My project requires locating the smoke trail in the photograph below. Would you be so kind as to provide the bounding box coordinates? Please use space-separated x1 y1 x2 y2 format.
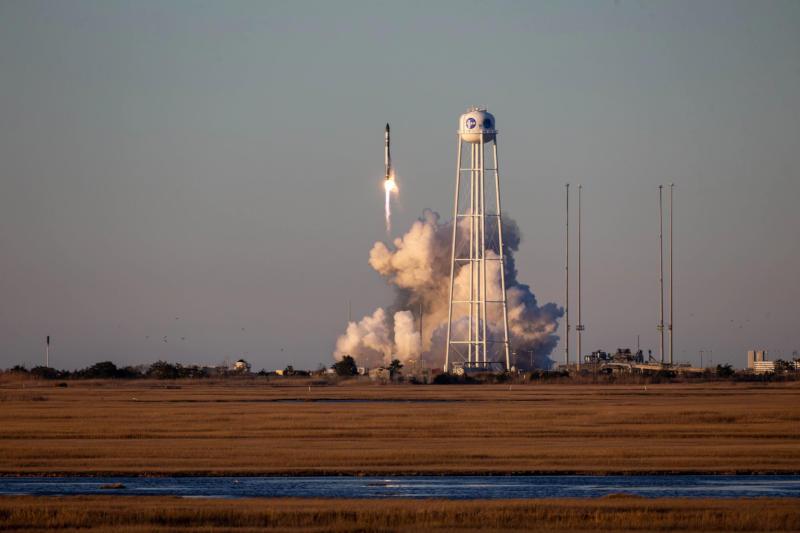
334 209 563 370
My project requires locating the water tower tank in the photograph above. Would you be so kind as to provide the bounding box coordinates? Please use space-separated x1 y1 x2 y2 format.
459 108 496 143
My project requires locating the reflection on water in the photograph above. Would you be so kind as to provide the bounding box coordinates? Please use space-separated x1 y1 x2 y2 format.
1 476 799 499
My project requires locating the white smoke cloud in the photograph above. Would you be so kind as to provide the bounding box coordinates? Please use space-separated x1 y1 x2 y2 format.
334 210 563 370
333 308 392 368
393 310 421 362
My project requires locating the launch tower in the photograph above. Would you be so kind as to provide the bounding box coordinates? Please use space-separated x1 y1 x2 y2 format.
444 108 511 372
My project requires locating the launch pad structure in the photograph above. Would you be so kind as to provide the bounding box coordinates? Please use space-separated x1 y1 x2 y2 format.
444 108 511 373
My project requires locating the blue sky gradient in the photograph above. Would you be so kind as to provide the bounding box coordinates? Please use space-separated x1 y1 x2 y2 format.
1 0 798 370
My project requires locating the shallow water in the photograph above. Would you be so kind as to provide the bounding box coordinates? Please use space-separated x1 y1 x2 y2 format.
2 475 800 499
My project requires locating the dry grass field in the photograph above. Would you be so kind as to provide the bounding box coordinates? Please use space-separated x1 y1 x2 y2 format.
0 379 799 475
2 495 800 532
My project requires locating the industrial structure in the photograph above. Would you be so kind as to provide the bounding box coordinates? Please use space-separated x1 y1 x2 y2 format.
558 184 681 374
444 108 511 373
748 350 774 374
582 348 703 375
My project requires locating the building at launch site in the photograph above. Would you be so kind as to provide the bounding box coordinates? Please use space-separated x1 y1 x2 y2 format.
748 350 775 374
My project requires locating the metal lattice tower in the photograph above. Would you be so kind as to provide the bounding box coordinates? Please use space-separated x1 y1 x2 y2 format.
444 108 511 373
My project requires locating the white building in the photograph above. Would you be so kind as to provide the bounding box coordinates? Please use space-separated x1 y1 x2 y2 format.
752 361 776 374
747 350 768 369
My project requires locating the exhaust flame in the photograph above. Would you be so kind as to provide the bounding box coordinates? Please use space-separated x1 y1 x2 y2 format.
384 177 397 232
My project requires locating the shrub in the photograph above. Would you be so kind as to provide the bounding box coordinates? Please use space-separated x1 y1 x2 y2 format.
388 359 403 379
332 355 358 377
716 363 735 378
77 361 120 379
432 373 477 385
147 361 180 379
29 366 63 380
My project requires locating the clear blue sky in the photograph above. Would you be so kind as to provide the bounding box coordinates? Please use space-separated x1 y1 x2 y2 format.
1 0 798 370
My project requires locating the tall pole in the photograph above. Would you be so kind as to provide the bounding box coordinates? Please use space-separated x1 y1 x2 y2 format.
419 302 424 372
669 183 674 366
45 335 50 368
576 184 583 369
565 183 570 367
658 185 665 365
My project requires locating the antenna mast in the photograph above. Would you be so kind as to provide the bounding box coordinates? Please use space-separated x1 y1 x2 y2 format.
565 183 570 367
419 302 424 372
669 183 674 366
658 185 665 365
576 184 584 369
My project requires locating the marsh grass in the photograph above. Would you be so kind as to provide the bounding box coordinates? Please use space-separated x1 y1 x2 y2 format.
1 496 799 532
0 381 798 475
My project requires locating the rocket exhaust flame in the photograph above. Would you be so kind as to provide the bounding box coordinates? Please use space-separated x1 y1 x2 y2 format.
384 176 397 232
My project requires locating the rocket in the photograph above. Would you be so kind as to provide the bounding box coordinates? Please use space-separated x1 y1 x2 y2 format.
384 123 392 180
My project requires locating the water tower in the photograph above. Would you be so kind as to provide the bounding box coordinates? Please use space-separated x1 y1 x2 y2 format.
444 108 511 372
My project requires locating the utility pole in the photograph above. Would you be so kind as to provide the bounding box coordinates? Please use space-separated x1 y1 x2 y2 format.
565 183 570 367
45 335 50 368
669 183 674 366
658 185 665 365
576 184 584 370
418 302 424 372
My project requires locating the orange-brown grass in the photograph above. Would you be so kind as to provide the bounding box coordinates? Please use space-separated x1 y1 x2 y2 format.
1 495 799 532
0 381 799 475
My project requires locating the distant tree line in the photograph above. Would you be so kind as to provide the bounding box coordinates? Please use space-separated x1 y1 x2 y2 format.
3 356 798 383
3 359 347 381
3 360 247 380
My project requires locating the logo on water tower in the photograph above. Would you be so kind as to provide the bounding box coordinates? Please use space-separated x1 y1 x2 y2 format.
466 117 477 129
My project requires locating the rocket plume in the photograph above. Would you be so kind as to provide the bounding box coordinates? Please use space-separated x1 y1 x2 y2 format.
334 209 564 370
384 177 397 233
